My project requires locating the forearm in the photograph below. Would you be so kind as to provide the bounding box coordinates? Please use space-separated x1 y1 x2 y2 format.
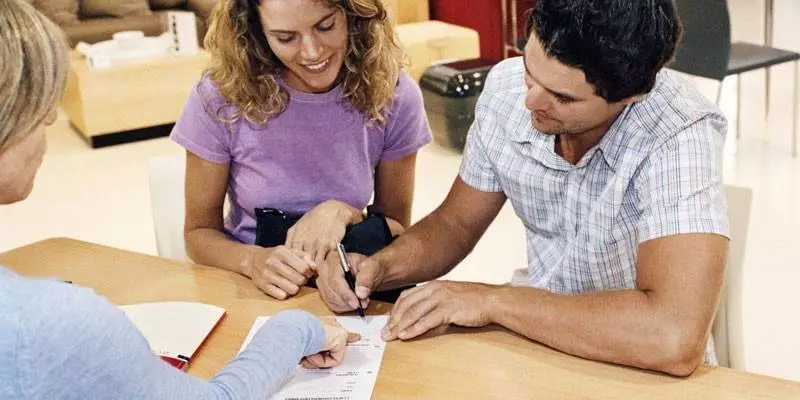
202 310 325 398
141 310 325 399
375 209 475 289
185 227 262 276
22 286 324 400
488 286 708 376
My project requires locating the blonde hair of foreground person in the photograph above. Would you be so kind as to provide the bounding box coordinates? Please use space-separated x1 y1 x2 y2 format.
0 0 69 152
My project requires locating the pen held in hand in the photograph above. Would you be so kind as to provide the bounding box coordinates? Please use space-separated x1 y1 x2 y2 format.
336 243 366 319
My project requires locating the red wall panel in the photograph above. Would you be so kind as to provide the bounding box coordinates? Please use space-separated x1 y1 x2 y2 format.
430 0 506 62
430 0 535 62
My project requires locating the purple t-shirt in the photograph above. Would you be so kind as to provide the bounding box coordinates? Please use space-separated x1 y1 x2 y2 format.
171 71 432 244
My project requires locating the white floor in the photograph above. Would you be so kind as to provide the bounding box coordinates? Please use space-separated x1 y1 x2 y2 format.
2 0 799 383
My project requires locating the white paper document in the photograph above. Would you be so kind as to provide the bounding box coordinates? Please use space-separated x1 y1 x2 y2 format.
240 315 389 400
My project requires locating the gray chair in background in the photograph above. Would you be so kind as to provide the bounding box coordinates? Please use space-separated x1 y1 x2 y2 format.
670 0 800 157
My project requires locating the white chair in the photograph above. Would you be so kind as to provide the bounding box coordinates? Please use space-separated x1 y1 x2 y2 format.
712 185 753 370
147 155 188 262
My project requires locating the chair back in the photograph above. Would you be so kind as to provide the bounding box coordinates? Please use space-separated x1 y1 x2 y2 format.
147 155 188 262
670 0 732 81
713 185 753 370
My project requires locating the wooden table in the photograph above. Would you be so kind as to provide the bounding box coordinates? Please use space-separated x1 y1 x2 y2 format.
1 238 798 399
61 51 209 148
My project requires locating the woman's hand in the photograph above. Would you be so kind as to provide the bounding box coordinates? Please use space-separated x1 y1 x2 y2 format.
301 316 361 369
286 200 363 265
244 245 316 300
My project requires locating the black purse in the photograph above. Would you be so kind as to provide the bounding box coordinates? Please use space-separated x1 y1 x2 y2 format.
254 205 409 303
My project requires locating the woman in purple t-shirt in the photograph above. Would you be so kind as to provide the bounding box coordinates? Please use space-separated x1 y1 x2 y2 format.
171 0 432 307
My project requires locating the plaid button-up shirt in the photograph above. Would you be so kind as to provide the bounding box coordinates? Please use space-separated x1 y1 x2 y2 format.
459 58 729 363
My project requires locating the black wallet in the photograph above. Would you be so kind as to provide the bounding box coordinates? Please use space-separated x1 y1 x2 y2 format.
254 205 393 255
254 205 409 303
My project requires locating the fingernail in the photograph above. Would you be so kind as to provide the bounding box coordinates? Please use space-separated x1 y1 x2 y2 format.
355 286 368 298
350 299 360 309
399 330 408 339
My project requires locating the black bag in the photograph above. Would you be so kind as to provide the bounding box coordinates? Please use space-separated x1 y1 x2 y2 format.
255 205 392 255
254 205 409 303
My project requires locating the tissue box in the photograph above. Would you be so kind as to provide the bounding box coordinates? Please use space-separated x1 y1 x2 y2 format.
396 21 480 82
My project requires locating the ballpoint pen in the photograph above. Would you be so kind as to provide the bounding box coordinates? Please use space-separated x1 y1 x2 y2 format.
336 243 366 319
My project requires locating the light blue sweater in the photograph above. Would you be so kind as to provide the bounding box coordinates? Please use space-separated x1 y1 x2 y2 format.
0 267 326 399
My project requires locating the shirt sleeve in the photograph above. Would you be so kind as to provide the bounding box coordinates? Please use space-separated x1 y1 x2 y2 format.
458 71 503 193
380 71 433 161
634 115 730 242
171 77 233 165
15 283 325 400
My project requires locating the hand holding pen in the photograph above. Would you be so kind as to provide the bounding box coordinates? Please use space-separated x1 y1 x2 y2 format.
336 244 366 319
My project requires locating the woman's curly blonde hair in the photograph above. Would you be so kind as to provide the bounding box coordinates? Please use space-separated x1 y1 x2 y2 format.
204 0 405 126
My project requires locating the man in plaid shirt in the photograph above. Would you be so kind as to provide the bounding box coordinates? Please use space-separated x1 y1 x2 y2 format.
319 0 728 376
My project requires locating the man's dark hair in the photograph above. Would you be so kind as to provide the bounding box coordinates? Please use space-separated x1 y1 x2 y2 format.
526 0 683 103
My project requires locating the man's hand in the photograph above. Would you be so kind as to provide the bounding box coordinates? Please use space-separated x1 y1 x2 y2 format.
381 281 495 341
352 255 386 301
317 252 387 313
317 252 371 313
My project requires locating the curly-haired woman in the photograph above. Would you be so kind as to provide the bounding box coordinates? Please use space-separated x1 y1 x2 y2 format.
171 0 431 307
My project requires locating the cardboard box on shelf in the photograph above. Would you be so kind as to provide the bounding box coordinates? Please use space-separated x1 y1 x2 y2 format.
385 0 430 24
396 21 480 81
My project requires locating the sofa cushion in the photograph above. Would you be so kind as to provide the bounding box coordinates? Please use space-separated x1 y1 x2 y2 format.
62 14 167 46
185 0 217 21
80 0 153 18
34 0 80 26
149 0 187 9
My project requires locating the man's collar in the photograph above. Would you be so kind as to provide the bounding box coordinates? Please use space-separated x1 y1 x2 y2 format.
506 104 634 173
